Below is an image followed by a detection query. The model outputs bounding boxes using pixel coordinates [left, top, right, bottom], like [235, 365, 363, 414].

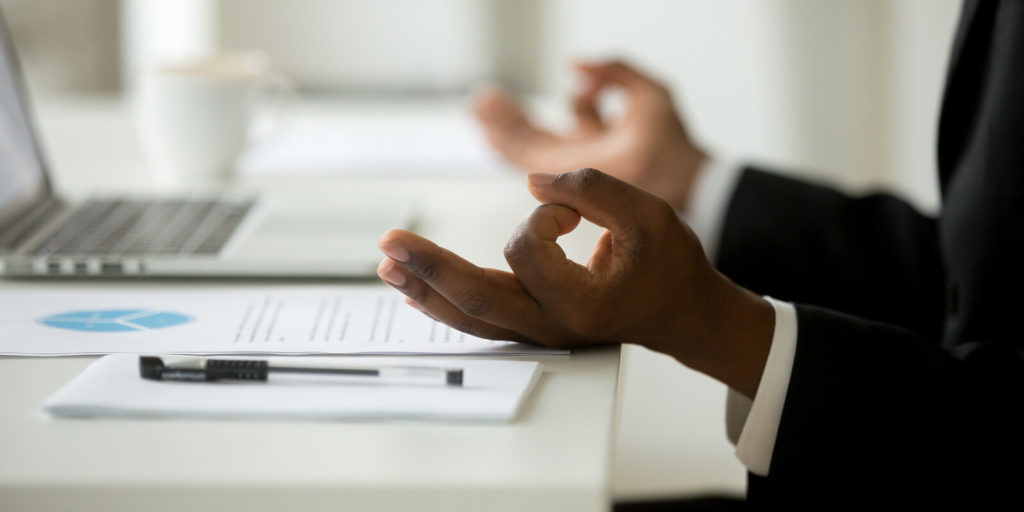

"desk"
[0, 95, 746, 511]
[0, 95, 622, 512]
[0, 350, 619, 512]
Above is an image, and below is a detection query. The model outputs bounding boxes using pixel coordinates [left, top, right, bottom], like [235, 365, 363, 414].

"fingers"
[389, 269, 530, 343]
[471, 85, 524, 125]
[377, 229, 545, 334]
[574, 60, 673, 125]
[575, 60, 648, 88]
[503, 204, 591, 296]
[586, 229, 616, 273]
[471, 86, 562, 172]
[526, 168, 668, 234]
[574, 60, 663, 97]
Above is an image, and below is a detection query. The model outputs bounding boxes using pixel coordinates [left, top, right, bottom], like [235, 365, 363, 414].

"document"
[0, 287, 566, 356]
[44, 354, 543, 423]
[237, 114, 515, 177]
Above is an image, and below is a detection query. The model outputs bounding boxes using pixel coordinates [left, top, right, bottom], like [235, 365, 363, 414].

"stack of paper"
[44, 354, 543, 423]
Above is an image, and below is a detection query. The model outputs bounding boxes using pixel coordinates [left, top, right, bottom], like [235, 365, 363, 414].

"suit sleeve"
[714, 168, 1022, 503]
[746, 304, 1024, 505]
[716, 167, 947, 340]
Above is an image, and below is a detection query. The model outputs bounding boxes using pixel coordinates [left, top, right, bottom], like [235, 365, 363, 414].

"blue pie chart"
[38, 309, 193, 332]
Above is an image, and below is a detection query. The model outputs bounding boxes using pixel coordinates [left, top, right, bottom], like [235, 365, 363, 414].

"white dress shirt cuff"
[730, 297, 799, 477]
[681, 159, 798, 476]
[679, 158, 744, 263]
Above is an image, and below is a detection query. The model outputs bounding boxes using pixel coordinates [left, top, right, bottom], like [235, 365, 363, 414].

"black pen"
[139, 356, 464, 386]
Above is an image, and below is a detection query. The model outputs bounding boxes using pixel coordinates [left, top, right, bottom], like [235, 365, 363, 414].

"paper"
[44, 354, 543, 423]
[0, 287, 565, 356]
[237, 115, 517, 177]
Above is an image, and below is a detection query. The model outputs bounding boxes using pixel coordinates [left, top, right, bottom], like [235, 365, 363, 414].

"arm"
[374, 168, 1020, 503]
[717, 168, 947, 340]
[749, 303, 1024, 504]
[476, 58, 945, 341]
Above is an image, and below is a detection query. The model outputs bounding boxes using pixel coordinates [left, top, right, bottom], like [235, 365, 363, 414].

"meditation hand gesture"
[474, 61, 707, 211]
[377, 169, 773, 398]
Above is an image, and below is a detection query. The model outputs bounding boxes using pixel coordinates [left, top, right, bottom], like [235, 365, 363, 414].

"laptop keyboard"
[31, 198, 254, 257]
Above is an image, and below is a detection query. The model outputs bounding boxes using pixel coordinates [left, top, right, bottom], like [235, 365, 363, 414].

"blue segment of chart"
[38, 310, 193, 332]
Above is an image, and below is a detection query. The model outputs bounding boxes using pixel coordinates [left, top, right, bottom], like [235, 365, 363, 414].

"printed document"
[0, 287, 565, 356]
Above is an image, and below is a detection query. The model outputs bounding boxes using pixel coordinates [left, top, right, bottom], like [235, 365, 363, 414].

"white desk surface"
[0, 95, 746, 511]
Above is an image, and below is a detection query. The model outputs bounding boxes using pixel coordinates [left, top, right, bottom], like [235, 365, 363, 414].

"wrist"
[665, 145, 708, 211]
[674, 274, 775, 398]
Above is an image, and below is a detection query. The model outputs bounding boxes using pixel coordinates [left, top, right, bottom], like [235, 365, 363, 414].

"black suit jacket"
[715, 0, 1024, 505]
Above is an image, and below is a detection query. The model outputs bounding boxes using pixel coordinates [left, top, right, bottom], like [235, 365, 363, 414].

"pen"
[139, 356, 464, 387]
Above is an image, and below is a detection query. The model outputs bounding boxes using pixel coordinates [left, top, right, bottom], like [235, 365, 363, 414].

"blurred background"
[1, 0, 959, 209]
[1, 0, 961, 500]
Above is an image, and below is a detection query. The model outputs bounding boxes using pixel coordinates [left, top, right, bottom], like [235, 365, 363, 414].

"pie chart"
[38, 309, 193, 332]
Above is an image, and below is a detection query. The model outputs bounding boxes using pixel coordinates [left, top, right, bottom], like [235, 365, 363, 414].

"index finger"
[574, 60, 667, 102]
[575, 60, 654, 90]
[504, 203, 592, 298]
[377, 229, 545, 334]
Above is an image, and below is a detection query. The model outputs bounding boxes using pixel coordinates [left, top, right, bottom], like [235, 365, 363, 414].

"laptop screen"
[0, 9, 50, 225]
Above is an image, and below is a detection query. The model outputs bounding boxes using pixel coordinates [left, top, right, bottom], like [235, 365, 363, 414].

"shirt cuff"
[679, 158, 744, 264]
[731, 296, 799, 477]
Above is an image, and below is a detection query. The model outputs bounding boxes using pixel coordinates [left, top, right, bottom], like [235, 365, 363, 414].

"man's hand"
[377, 168, 774, 398]
[474, 60, 707, 211]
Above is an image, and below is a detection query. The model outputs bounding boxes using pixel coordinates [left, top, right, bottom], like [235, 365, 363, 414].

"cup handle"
[249, 71, 296, 143]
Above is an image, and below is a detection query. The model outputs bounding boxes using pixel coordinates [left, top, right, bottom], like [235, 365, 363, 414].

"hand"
[376, 168, 774, 398]
[474, 60, 708, 211]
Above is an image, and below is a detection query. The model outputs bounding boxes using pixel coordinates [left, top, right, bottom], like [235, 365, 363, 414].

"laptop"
[0, 10, 411, 278]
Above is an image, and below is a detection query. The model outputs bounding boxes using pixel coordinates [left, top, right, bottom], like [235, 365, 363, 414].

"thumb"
[526, 168, 668, 233]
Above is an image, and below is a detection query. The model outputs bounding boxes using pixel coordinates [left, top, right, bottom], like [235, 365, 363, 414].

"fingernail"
[528, 173, 556, 186]
[377, 259, 407, 286]
[380, 242, 409, 263]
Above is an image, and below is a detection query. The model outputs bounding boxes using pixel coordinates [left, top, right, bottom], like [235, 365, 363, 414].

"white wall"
[533, 0, 959, 211]
[0, 0, 120, 93]
[120, 0, 218, 93]
[882, 0, 961, 211]
[212, 0, 961, 208]
[218, 0, 496, 92]
[5, 0, 962, 209]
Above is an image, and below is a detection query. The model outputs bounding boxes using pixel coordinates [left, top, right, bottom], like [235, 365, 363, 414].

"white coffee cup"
[136, 51, 291, 186]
